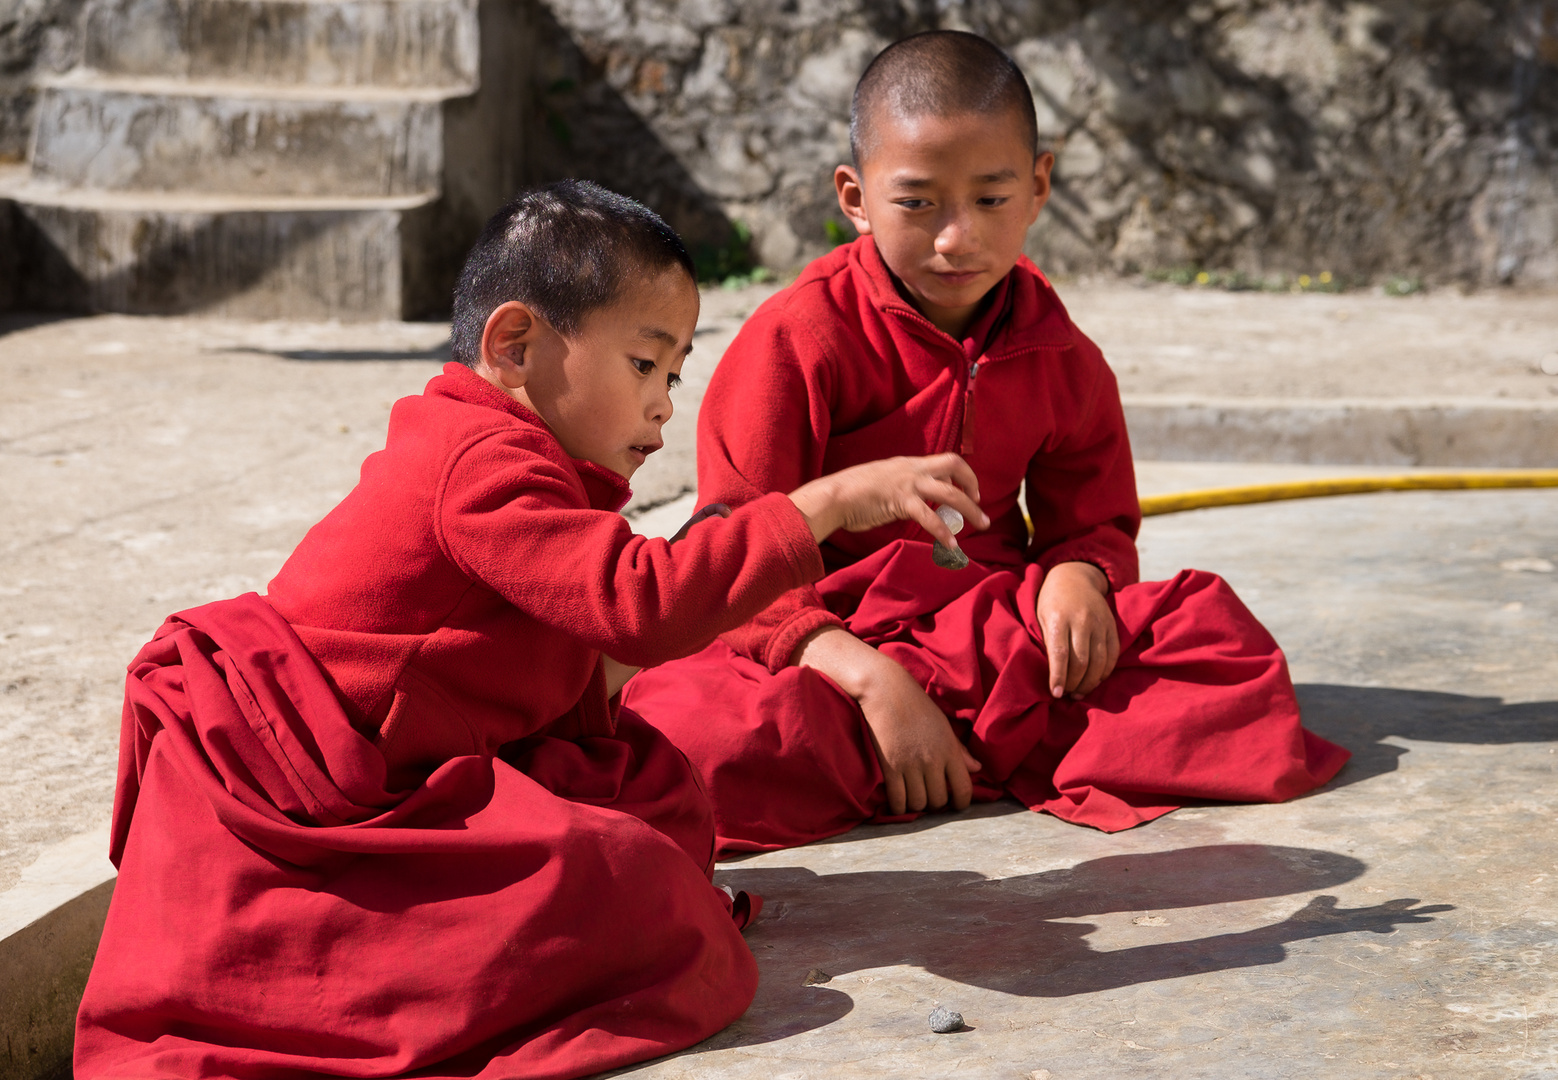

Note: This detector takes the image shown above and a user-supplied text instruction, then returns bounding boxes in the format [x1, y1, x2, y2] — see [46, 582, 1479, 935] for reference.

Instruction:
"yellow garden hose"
[1138, 469, 1558, 517]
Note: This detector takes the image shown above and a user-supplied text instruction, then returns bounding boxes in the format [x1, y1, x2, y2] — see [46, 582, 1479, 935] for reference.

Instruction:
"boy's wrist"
[791, 624, 886, 699]
[787, 476, 844, 543]
[1050, 560, 1109, 594]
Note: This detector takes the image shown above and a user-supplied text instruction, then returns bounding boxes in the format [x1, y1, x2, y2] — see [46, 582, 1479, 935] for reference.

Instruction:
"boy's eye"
[631, 358, 655, 376]
[895, 199, 930, 210]
[668, 371, 683, 390]
[978, 196, 1009, 207]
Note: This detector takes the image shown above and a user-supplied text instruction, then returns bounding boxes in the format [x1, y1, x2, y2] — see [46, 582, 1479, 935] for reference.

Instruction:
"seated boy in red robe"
[74, 180, 987, 1080]
[624, 32, 1350, 855]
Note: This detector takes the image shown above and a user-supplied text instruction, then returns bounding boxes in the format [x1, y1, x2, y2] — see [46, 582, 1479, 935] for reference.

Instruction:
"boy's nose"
[934, 209, 977, 256]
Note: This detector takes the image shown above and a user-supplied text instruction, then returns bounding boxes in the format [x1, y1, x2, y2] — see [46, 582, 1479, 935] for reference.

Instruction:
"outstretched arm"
[444, 436, 987, 669]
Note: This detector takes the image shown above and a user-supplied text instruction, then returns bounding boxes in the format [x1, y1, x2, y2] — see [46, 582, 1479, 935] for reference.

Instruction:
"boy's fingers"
[915, 471, 988, 527]
[1066, 624, 1095, 694]
[961, 746, 982, 773]
[920, 480, 989, 532]
[947, 757, 974, 810]
[883, 770, 907, 817]
[1076, 634, 1110, 697]
[904, 498, 957, 547]
[923, 765, 949, 811]
[1100, 624, 1121, 681]
[928, 452, 982, 505]
[902, 770, 929, 814]
[1046, 628, 1070, 698]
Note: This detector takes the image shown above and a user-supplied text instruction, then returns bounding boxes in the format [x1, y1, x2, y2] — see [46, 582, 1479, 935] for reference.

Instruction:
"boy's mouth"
[933, 268, 985, 287]
[628, 441, 663, 465]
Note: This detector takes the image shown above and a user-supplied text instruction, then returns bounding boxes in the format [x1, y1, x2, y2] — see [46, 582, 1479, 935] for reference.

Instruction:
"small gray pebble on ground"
[928, 1006, 964, 1033]
[803, 968, 831, 986]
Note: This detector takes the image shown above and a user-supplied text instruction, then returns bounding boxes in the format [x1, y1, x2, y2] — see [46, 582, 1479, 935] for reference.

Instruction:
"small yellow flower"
[1195, 271, 1210, 285]
[1319, 271, 1333, 284]
[1299, 274, 1312, 288]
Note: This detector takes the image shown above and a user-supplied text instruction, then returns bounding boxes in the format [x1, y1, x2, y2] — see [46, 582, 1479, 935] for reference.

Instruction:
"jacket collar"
[430, 363, 633, 513]
[848, 237, 1077, 357]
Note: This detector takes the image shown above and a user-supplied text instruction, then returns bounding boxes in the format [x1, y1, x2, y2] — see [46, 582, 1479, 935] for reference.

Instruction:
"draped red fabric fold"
[626, 541, 1349, 857]
[76, 594, 757, 1080]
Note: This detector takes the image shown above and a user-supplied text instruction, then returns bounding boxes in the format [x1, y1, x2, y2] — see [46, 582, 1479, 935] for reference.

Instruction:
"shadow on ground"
[0, 312, 76, 339]
[219, 340, 453, 363]
[698, 843, 1449, 1052]
[1297, 682, 1558, 789]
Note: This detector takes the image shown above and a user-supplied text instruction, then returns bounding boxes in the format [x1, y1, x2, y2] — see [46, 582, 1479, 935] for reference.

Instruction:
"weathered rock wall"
[1, 0, 86, 162]
[531, 0, 1558, 286]
[6, 0, 1554, 286]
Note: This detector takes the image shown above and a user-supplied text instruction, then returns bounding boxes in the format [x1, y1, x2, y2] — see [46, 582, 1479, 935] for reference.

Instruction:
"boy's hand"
[1036, 561, 1118, 699]
[789, 453, 988, 547]
[793, 626, 981, 816]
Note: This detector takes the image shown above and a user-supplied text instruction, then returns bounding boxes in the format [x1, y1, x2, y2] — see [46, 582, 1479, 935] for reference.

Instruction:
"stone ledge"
[0, 828, 116, 1080]
[1124, 396, 1558, 467]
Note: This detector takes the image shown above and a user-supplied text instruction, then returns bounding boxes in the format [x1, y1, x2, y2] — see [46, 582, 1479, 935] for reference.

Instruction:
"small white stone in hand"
[932, 506, 969, 570]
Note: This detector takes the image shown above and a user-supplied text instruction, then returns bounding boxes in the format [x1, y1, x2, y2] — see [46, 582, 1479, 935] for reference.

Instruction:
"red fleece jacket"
[700, 238, 1142, 673]
[266, 363, 824, 783]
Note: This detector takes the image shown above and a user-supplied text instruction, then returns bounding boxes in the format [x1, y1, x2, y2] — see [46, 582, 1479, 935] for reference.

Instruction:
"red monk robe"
[624, 238, 1349, 854]
[75, 364, 830, 1080]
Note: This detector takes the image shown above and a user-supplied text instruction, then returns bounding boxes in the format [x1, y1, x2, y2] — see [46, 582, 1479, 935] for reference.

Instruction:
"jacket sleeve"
[1024, 343, 1142, 590]
[696, 309, 847, 671]
[437, 432, 826, 668]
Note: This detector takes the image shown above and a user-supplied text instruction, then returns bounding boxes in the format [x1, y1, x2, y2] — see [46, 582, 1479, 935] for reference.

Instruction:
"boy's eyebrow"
[638, 325, 694, 354]
[888, 168, 1020, 189]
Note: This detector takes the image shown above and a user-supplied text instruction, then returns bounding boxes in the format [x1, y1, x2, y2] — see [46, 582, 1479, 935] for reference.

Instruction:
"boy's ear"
[834, 164, 872, 236]
[1030, 151, 1056, 221]
[478, 301, 541, 389]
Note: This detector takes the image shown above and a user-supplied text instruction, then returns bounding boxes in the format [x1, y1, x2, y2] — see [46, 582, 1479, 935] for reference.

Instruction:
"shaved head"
[850, 31, 1038, 166]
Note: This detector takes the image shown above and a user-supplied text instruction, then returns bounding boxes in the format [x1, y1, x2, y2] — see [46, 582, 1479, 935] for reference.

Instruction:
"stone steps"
[0, 0, 529, 319]
[32, 74, 456, 197]
[82, 0, 478, 89]
[1, 177, 439, 318]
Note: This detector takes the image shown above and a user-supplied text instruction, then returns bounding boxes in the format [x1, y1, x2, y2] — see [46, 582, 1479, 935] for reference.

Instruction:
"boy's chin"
[896, 269, 998, 313]
[577, 451, 636, 481]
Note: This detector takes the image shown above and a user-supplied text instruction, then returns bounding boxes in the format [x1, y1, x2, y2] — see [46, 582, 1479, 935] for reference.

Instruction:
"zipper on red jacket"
[960, 358, 979, 457]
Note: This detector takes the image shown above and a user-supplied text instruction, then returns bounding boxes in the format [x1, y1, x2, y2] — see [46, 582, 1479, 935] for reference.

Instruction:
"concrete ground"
[619, 480, 1558, 1079]
[2, 280, 1557, 1078]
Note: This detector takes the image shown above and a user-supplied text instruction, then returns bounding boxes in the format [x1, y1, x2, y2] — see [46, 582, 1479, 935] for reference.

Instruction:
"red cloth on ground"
[623, 240, 1348, 854]
[76, 596, 754, 1080]
[77, 365, 827, 1079]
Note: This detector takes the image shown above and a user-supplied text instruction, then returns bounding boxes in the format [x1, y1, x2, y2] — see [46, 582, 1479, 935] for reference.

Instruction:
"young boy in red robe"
[624, 32, 1350, 855]
[73, 181, 986, 1080]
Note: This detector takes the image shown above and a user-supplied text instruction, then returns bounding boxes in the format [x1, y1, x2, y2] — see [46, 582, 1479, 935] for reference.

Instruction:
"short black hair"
[850, 31, 1038, 166]
[450, 180, 695, 367]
